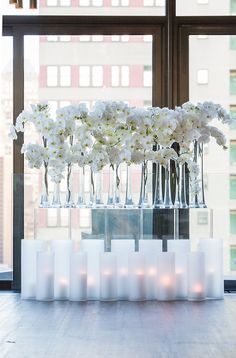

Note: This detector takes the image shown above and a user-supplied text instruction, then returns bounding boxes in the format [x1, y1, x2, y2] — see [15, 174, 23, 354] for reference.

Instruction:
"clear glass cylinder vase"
[179, 163, 188, 208]
[163, 160, 174, 209]
[114, 164, 122, 208]
[76, 167, 86, 207]
[189, 141, 207, 208]
[64, 163, 75, 208]
[124, 164, 135, 208]
[40, 163, 50, 208]
[107, 165, 114, 207]
[89, 168, 96, 208]
[95, 170, 104, 207]
[51, 182, 61, 208]
[138, 161, 150, 208]
[153, 161, 164, 208]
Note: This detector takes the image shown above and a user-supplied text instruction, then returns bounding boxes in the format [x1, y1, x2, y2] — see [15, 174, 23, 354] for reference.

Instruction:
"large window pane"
[177, 0, 232, 16]
[189, 35, 235, 278]
[0, 36, 13, 280]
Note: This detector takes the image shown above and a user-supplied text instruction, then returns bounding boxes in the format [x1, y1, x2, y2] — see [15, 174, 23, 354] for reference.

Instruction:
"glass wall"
[177, 0, 233, 16]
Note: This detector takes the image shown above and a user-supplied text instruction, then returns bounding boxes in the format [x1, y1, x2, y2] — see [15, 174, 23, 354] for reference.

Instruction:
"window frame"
[2, 1, 236, 291]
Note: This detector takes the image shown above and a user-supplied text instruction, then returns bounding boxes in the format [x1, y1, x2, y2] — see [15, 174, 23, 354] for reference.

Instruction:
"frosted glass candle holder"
[69, 252, 87, 302]
[36, 251, 54, 301]
[21, 239, 44, 299]
[156, 252, 176, 301]
[51, 240, 71, 300]
[167, 240, 190, 299]
[100, 253, 117, 301]
[128, 252, 146, 301]
[198, 239, 224, 299]
[188, 252, 206, 301]
[139, 240, 162, 300]
[111, 239, 135, 299]
[81, 239, 104, 300]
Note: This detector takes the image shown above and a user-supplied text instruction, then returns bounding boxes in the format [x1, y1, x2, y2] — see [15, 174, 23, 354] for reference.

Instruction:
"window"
[197, 0, 208, 4]
[60, 0, 71, 5]
[230, 106, 236, 129]
[47, 36, 58, 42]
[112, 0, 129, 6]
[47, 66, 58, 87]
[230, 176, 236, 199]
[92, 66, 103, 87]
[80, 36, 91, 42]
[197, 69, 208, 84]
[60, 36, 71, 42]
[144, 0, 165, 5]
[231, 0, 236, 14]
[143, 65, 152, 87]
[230, 36, 236, 50]
[197, 212, 208, 225]
[230, 70, 236, 94]
[111, 66, 129, 87]
[230, 141, 236, 165]
[197, 35, 208, 40]
[47, 0, 57, 5]
[60, 66, 71, 87]
[230, 212, 236, 235]
[92, 36, 103, 42]
[79, 66, 90, 86]
[230, 245, 236, 270]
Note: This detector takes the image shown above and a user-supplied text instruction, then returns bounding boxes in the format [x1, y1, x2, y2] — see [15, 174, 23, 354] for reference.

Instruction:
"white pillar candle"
[198, 239, 224, 299]
[167, 240, 190, 299]
[69, 252, 87, 301]
[80, 239, 104, 300]
[128, 253, 146, 301]
[139, 240, 162, 300]
[51, 240, 71, 300]
[156, 252, 176, 301]
[100, 253, 117, 301]
[21, 239, 44, 299]
[188, 252, 206, 301]
[36, 251, 54, 301]
[111, 240, 135, 299]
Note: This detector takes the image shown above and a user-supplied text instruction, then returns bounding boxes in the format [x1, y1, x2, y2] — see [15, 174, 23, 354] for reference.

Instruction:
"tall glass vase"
[114, 164, 122, 208]
[76, 167, 86, 207]
[189, 141, 207, 208]
[89, 168, 95, 207]
[174, 162, 180, 208]
[64, 163, 75, 208]
[51, 182, 61, 208]
[179, 163, 188, 208]
[40, 162, 50, 208]
[124, 164, 135, 208]
[153, 161, 164, 208]
[138, 161, 149, 208]
[163, 160, 173, 209]
[95, 170, 104, 207]
[107, 165, 114, 207]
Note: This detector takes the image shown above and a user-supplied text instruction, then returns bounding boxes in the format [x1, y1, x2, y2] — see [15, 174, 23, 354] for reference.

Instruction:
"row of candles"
[21, 238, 224, 302]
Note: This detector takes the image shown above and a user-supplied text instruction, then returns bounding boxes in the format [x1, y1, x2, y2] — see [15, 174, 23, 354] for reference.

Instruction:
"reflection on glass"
[189, 35, 236, 277]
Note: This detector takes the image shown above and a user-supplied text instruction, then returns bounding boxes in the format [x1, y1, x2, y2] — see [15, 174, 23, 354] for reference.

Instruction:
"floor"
[1, 293, 236, 358]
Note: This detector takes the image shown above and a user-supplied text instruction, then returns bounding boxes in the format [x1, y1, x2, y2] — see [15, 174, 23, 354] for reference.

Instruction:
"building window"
[111, 66, 129, 87]
[230, 212, 236, 235]
[230, 176, 236, 200]
[80, 0, 89, 6]
[60, 66, 71, 87]
[47, 36, 58, 42]
[197, 69, 208, 84]
[47, 0, 57, 5]
[230, 105, 236, 129]
[230, 141, 236, 165]
[80, 36, 91, 42]
[47, 66, 58, 87]
[92, 36, 103, 42]
[197, 0, 208, 4]
[230, 245, 236, 270]
[143, 65, 152, 87]
[60, 36, 71, 42]
[112, 0, 129, 6]
[111, 35, 129, 42]
[144, 0, 165, 6]
[144, 35, 152, 42]
[230, 70, 236, 94]
[230, 36, 236, 50]
[79, 66, 90, 86]
[197, 212, 208, 225]
[231, 0, 236, 14]
[92, 66, 103, 87]
[144, 100, 152, 108]
[60, 0, 71, 5]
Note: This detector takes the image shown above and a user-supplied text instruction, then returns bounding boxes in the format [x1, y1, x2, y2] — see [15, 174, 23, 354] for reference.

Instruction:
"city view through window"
[1, 0, 236, 280]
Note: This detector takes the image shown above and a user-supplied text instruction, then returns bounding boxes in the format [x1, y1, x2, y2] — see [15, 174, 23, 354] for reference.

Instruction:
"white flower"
[8, 125, 17, 140]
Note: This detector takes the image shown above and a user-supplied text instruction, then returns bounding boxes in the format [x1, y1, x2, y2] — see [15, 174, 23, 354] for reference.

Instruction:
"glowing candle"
[156, 252, 175, 301]
[36, 251, 54, 301]
[69, 252, 87, 301]
[188, 252, 205, 301]
[128, 253, 146, 301]
[100, 253, 117, 301]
